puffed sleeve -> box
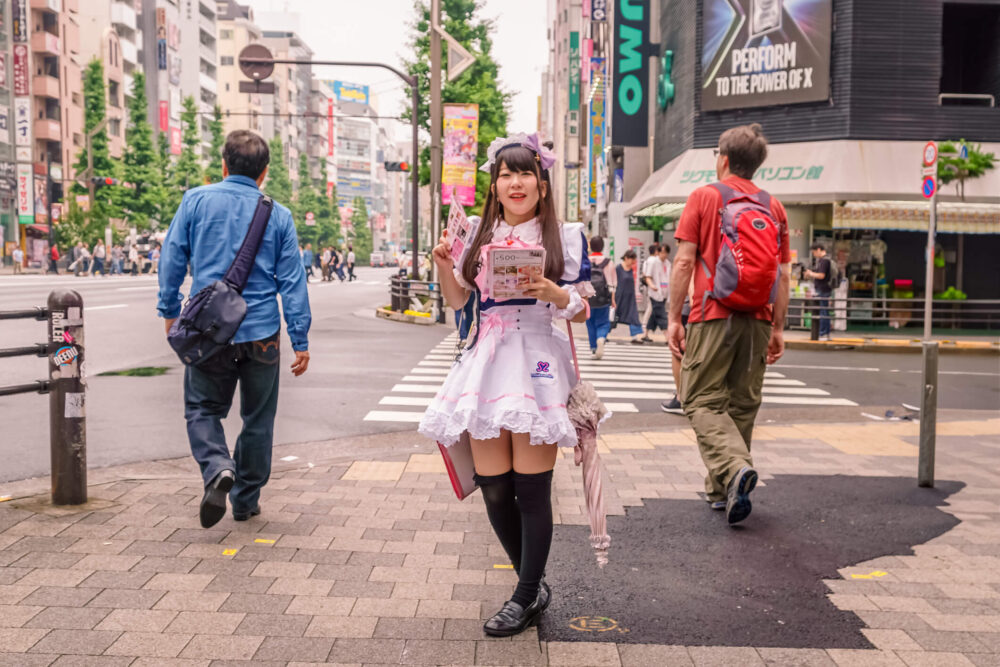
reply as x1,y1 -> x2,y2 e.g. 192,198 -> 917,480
559,223 -> 595,298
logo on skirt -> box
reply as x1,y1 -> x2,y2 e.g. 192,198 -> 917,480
531,361 -> 553,379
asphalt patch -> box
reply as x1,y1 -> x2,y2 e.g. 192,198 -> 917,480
540,475 -> 963,648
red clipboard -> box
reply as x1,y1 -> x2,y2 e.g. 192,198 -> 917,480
438,432 -> 477,500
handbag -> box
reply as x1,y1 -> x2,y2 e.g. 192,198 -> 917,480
167,195 -> 274,366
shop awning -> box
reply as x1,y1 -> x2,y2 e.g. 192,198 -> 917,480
833,201 -> 1000,234
24,224 -> 50,235
626,140 -> 1000,216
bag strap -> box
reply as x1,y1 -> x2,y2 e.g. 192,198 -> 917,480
223,195 -> 273,292
565,320 -> 581,382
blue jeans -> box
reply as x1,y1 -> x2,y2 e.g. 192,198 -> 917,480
586,305 -> 612,351
628,323 -> 644,336
183,331 -> 281,514
817,296 -> 831,337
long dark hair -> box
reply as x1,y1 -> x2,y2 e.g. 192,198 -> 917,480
461,145 -> 565,287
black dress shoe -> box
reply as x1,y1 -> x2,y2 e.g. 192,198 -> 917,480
483,582 -> 552,637
233,505 -> 261,522
199,470 -> 234,528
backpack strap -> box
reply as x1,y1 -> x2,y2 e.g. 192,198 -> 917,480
223,195 -> 273,293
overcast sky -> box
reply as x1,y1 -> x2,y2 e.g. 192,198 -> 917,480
244,0 -> 549,139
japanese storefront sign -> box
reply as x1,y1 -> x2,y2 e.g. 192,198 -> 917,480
612,0 -> 651,146
441,103 -> 479,208
566,168 -> 580,222
701,0 -> 832,111
159,101 -> 169,132
588,58 -> 606,205
591,0 -> 608,21
0,105 -> 8,144
678,164 -> 824,186
12,0 -> 27,42
568,32 -> 580,111
13,44 -> 29,96
170,126 -> 182,155
17,163 -> 33,224
14,97 -> 30,147
0,54 -> 6,89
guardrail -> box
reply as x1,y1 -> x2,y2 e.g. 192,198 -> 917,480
788,296 -> 1000,336
389,274 -> 447,324
0,290 -> 87,505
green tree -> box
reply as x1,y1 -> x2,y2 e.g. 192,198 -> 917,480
349,196 -> 373,262
173,96 -> 202,192
155,130 -> 179,225
403,0 -> 510,210
69,58 -> 119,240
264,135 -> 293,204
938,140 -> 997,201
293,154 -> 321,245
119,70 -> 161,231
205,105 -> 225,184
314,160 -> 342,247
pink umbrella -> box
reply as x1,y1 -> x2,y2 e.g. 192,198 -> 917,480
565,320 -> 611,568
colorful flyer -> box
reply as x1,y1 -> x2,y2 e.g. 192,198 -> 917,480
489,247 -> 545,301
446,191 -> 480,266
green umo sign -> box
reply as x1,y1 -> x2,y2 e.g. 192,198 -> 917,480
612,0 -> 650,147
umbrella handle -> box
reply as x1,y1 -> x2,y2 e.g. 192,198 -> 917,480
565,320 -> 581,382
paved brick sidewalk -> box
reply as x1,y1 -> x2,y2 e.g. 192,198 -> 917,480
0,417 -> 997,666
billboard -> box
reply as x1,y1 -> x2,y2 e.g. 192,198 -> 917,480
588,58 -> 607,205
330,81 -> 370,106
612,0 -> 651,147
12,0 -> 27,43
441,103 -> 479,208
701,0 -> 833,111
13,44 -> 29,96
16,163 -> 33,224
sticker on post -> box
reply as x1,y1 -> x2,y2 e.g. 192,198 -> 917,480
53,345 -> 79,366
65,392 -> 85,418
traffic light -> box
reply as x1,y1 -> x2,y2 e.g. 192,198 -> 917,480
384,161 -> 410,172
91,176 -> 118,188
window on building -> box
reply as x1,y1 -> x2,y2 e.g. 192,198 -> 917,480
220,29 -> 234,39
940,2 -> 1000,106
225,83 -> 230,91
109,118 -> 121,137
220,56 -> 234,66
108,81 -> 120,108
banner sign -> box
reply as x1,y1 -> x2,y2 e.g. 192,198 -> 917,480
12,0 -> 27,42
441,103 -> 479,207
588,58 -> 606,205
33,164 -> 47,223
0,105 -> 8,144
568,32 -> 580,111
701,0 -> 833,111
14,97 -> 30,147
592,0 -> 608,21
330,81 -> 369,105
0,54 -> 6,89
612,0 -> 651,146
13,45 -> 29,96
17,163 -> 33,224
169,126 -> 181,155
159,101 -> 169,131
566,168 -> 580,222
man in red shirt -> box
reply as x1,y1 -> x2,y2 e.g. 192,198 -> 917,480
667,123 -> 791,525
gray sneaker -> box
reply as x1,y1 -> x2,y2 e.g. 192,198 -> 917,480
725,466 -> 758,525
660,396 -> 683,414
709,500 -> 726,511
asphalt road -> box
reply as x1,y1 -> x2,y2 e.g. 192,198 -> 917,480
0,270 -> 997,483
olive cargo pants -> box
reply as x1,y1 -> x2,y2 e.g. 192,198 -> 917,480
680,316 -> 772,502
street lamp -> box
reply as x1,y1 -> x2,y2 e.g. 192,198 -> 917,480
239,45 -> 423,279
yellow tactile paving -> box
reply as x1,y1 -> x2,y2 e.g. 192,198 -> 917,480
341,460 -> 407,481
937,420 -> 1000,436
642,431 -> 697,446
600,434 -> 655,450
403,454 -> 447,474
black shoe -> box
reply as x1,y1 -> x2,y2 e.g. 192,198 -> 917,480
199,470 -> 234,528
660,396 -> 683,414
483,580 -> 551,638
726,466 -> 758,525
233,505 -> 261,522
536,578 -> 552,613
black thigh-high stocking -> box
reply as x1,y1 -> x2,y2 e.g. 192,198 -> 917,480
511,470 -> 554,608
474,471 -> 522,574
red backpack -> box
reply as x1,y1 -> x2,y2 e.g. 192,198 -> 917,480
700,183 -> 781,312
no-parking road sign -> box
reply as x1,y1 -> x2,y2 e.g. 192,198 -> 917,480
922,176 -> 936,199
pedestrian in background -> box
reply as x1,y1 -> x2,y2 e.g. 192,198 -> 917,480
12,246 -> 23,274
128,244 -> 140,276
347,245 -> 357,281
92,240 -> 107,276
586,236 -> 616,359
421,134 -> 589,637
644,244 -> 670,343
158,129 -> 311,528
614,249 -> 644,342
804,242 -> 833,341
48,244 -> 59,273
110,245 -> 124,275
301,243 -> 315,282
668,123 -> 790,524
321,246 -> 332,281
640,243 -> 660,340
149,245 -> 160,274
334,248 -> 346,281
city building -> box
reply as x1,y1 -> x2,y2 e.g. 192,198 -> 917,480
177,0 -> 217,151
78,1 -> 129,158
1,0 -> 17,263
138,0 -> 183,155
260,29 -> 312,187
214,0 -> 263,137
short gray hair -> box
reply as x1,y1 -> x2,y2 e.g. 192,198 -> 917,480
719,123 -> 768,179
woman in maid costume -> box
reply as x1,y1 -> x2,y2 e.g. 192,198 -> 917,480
419,133 -> 593,636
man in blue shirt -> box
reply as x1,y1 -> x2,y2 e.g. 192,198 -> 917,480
158,130 -> 311,528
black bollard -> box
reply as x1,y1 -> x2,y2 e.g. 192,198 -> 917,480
47,290 -> 87,505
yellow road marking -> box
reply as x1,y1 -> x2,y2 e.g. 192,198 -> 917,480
850,570 -> 888,579
253,538 -> 276,544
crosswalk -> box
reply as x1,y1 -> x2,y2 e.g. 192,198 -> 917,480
363,333 -> 858,424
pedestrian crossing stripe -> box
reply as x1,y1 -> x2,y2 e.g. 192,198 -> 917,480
364,335 -> 859,423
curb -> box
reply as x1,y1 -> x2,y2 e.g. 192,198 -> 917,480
374,306 -> 438,326
786,338 -> 999,355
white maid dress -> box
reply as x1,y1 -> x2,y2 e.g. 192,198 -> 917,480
418,218 -> 592,449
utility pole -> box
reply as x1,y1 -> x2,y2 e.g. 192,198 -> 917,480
430,0 -> 443,272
